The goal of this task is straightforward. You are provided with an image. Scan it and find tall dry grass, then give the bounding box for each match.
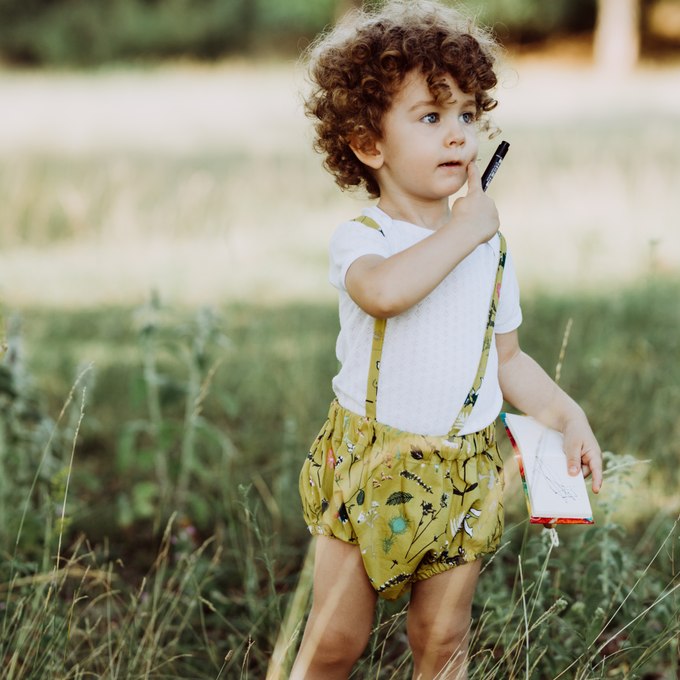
[2,286,679,677]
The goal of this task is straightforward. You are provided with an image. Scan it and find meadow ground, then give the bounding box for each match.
[0,59,679,678]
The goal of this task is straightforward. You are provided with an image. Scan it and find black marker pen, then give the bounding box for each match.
[481,140,510,191]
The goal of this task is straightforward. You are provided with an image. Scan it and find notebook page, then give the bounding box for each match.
[504,413,592,519]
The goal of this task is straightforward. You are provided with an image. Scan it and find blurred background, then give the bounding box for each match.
[1,0,679,306]
[1,1,679,678]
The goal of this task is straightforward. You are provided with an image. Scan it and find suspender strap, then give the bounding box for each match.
[447,232,506,439]
[366,317,386,420]
[353,214,385,235]
[353,216,386,420]
[352,215,507,434]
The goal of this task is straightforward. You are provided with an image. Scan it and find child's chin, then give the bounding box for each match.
[437,167,467,185]
[440,179,467,196]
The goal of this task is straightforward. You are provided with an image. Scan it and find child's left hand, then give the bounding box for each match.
[562,415,603,493]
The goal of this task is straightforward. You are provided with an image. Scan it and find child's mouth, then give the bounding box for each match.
[439,161,462,167]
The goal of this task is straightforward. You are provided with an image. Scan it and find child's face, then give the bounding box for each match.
[370,70,479,205]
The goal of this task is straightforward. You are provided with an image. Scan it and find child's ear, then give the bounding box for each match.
[349,133,384,170]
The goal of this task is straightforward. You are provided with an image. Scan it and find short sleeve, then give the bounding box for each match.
[495,245,523,333]
[328,220,392,291]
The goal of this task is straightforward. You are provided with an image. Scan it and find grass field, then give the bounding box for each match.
[1,60,679,678]
[1,60,680,306]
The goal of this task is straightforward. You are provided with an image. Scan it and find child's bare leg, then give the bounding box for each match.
[290,536,377,680]
[407,560,481,680]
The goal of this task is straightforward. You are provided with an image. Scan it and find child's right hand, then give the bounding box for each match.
[345,161,501,318]
[448,160,500,246]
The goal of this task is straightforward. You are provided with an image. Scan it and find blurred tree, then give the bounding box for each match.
[646,0,680,57]
[459,0,597,43]
[335,0,362,20]
[0,0,674,67]
[594,0,641,74]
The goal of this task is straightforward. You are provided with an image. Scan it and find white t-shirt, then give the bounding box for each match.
[329,206,523,437]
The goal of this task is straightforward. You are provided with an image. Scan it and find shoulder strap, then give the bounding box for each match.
[366,317,386,419]
[351,215,386,419]
[447,232,507,439]
[353,214,385,235]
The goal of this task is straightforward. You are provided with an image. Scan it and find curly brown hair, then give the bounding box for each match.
[303,0,500,198]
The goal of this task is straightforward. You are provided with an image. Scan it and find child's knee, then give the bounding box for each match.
[407,610,470,660]
[308,615,372,666]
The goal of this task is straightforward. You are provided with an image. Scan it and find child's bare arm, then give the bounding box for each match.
[496,330,603,492]
[345,162,499,318]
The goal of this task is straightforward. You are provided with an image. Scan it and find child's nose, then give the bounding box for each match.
[445,119,466,146]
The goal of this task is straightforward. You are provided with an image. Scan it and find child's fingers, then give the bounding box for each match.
[466,159,483,193]
[563,427,583,476]
[579,437,603,493]
[564,429,603,494]
[564,441,583,479]
[583,448,603,493]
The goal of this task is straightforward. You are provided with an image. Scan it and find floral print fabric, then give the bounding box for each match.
[299,400,504,600]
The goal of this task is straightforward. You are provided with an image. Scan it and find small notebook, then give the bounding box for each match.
[501,412,594,525]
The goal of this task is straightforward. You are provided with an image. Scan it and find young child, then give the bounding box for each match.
[292,2,603,678]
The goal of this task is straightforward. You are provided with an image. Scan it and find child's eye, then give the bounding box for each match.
[421,112,439,124]
[460,111,476,125]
